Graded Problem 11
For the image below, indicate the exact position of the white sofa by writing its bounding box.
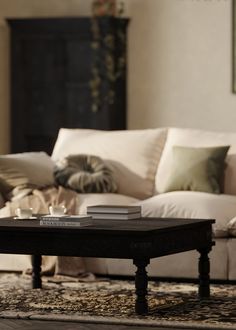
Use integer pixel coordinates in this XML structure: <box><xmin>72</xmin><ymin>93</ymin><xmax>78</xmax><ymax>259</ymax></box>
<box><xmin>0</xmin><ymin>127</ymin><xmax>236</xmax><ymax>281</ymax></box>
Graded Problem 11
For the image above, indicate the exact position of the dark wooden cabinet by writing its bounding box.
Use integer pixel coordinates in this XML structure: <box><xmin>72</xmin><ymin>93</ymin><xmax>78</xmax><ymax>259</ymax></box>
<box><xmin>7</xmin><ymin>17</ymin><xmax>128</xmax><ymax>154</ymax></box>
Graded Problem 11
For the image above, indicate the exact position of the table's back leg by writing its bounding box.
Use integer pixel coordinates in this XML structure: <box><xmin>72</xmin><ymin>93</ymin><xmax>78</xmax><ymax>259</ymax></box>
<box><xmin>133</xmin><ymin>258</ymin><xmax>150</xmax><ymax>315</ymax></box>
<box><xmin>197</xmin><ymin>246</ymin><xmax>212</xmax><ymax>299</ymax></box>
<box><xmin>31</xmin><ymin>255</ymin><xmax>42</xmax><ymax>289</ymax></box>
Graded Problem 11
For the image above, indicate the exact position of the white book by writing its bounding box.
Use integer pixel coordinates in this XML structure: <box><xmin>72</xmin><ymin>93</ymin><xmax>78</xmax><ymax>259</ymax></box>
<box><xmin>87</xmin><ymin>205</ymin><xmax>141</xmax><ymax>214</ymax></box>
<box><xmin>40</xmin><ymin>214</ymin><xmax>92</xmax><ymax>227</ymax></box>
<box><xmin>40</xmin><ymin>215</ymin><xmax>92</xmax><ymax>222</ymax></box>
<box><xmin>40</xmin><ymin>219</ymin><xmax>93</xmax><ymax>227</ymax></box>
<box><xmin>90</xmin><ymin>212</ymin><xmax>141</xmax><ymax>220</ymax></box>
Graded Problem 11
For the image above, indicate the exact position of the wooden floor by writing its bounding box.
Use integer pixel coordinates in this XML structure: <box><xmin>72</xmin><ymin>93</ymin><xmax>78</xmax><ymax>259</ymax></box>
<box><xmin>0</xmin><ymin>319</ymin><xmax>195</xmax><ymax>330</ymax></box>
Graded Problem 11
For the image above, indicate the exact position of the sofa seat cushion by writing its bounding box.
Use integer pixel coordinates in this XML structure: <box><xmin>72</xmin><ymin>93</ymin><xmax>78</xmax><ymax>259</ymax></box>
<box><xmin>76</xmin><ymin>193</ymin><xmax>139</xmax><ymax>215</ymax></box>
<box><xmin>136</xmin><ymin>191</ymin><xmax>236</xmax><ymax>238</ymax></box>
<box><xmin>51</xmin><ymin>128</ymin><xmax>167</xmax><ymax>199</ymax></box>
<box><xmin>228</xmin><ymin>239</ymin><xmax>236</xmax><ymax>280</ymax></box>
<box><xmin>100</xmin><ymin>238</ymin><xmax>228</xmax><ymax>280</ymax></box>
<box><xmin>155</xmin><ymin>127</ymin><xmax>236</xmax><ymax>195</ymax></box>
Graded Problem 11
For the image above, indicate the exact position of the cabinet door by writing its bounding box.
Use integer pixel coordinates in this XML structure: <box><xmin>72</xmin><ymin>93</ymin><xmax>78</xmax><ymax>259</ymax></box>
<box><xmin>11</xmin><ymin>35</ymin><xmax>65</xmax><ymax>154</ymax></box>
<box><xmin>64</xmin><ymin>37</ymin><xmax>93</xmax><ymax>128</ymax></box>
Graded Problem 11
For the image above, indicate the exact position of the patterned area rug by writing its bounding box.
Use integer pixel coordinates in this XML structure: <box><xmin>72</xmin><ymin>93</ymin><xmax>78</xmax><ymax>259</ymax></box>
<box><xmin>0</xmin><ymin>273</ymin><xmax>235</xmax><ymax>329</ymax></box>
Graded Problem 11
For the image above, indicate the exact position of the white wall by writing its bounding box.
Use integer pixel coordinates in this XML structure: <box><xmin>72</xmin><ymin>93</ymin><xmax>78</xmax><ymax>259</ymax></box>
<box><xmin>0</xmin><ymin>0</ymin><xmax>235</xmax><ymax>153</ymax></box>
<box><xmin>127</xmin><ymin>0</ymin><xmax>236</xmax><ymax>131</ymax></box>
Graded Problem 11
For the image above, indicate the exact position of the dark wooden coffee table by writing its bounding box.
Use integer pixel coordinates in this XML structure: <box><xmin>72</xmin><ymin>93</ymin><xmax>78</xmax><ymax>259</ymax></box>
<box><xmin>0</xmin><ymin>217</ymin><xmax>214</xmax><ymax>315</ymax></box>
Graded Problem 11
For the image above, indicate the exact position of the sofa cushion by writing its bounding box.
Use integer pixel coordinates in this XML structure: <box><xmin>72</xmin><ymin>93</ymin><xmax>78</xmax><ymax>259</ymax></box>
<box><xmin>136</xmin><ymin>191</ymin><xmax>236</xmax><ymax>238</ymax></box>
<box><xmin>52</xmin><ymin>128</ymin><xmax>167</xmax><ymax>199</ymax></box>
<box><xmin>228</xmin><ymin>239</ymin><xmax>236</xmax><ymax>280</ymax></box>
<box><xmin>0</xmin><ymin>152</ymin><xmax>55</xmax><ymax>200</ymax></box>
<box><xmin>163</xmin><ymin>145</ymin><xmax>229</xmax><ymax>194</ymax></box>
<box><xmin>155</xmin><ymin>127</ymin><xmax>236</xmax><ymax>195</ymax></box>
<box><xmin>228</xmin><ymin>217</ymin><xmax>236</xmax><ymax>237</ymax></box>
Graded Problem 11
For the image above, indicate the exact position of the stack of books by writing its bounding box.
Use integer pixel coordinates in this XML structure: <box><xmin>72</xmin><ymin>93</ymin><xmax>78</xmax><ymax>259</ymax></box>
<box><xmin>87</xmin><ymin>205</ymin><xmax>142</xmax><ymax>220</ymax></box>
<box><xmin>40</xmin><ymin>215</ymin><xmax>93</xmax><ymax>227</ymax></box>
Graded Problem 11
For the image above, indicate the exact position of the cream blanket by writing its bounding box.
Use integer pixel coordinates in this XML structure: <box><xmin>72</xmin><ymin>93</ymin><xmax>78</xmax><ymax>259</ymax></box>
<box><xmin>0</xmin><ymin>186</ymin><xmax>86</xmax><ymax>277</ymax></box>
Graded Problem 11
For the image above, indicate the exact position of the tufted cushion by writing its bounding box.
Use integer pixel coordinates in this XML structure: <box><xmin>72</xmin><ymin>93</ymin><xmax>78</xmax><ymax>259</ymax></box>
<box><xmin>54</xmin><ymin>154</ymin><xmax>117</xmax><ymax>193</ymax></box>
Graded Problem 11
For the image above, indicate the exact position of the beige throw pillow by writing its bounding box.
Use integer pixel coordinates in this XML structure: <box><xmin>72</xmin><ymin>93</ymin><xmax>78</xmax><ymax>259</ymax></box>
<box><xmin>52</xmin><ymin>128</ymin><xmax>167</xmax><ymax>199</ymax></box>
<box><xmin>0</xmin><ymin>152</ymin><xmax>55</xmax><ymax>200</ymax></box>
<box><xmin>228</xmin><ymin>217</ymin><xmax>236</xmax><ymax>237</ymax></box>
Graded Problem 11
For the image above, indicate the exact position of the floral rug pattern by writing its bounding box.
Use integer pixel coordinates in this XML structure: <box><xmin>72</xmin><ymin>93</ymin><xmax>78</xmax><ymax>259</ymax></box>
<box><xmin>0</xmin><ymin>273</ymin><xmax>235</xmax><ymax>329</ymax></box>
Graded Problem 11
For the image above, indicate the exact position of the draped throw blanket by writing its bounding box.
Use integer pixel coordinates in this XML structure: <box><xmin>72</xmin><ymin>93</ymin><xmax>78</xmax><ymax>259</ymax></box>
<box><xmin>0</xmin><ymin>186</ymin><xmax>86</xmax><ymax>277</ymax></box>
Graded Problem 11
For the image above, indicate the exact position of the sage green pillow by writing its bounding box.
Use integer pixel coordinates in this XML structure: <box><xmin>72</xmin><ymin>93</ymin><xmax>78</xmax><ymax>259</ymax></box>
<box><xmin>164</xmin><ymin>145</ymin><xmax>230</xmax><ymax>194</ymax></box>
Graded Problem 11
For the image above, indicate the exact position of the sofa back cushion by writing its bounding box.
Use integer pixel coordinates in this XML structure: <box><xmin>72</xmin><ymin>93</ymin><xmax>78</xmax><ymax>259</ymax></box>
<box><xmin>155</xmin><ymin>127</ymin><xmax>236</xmax><ymax>195</ymax></box>
<box><xmin>52</xmin><ymin>128</ymin><xmax>167</xmax><ymax>199</ymax></box>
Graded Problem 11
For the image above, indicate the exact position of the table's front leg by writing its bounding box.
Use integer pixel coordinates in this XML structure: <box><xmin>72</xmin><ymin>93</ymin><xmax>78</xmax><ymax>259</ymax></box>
<box><xmin>31</xmin><ymin>255</ymin><xmax>42</xmax><ymax>289</ymax></box>
<box><xmin>197</xmin><ymin>246</ymin><xmax>211</xmax><ymax>299</ymax></box>
<box><xmin>133</xmin><ymin>258</ymin><xmax>150</xmax><ymax>315</ymax></box>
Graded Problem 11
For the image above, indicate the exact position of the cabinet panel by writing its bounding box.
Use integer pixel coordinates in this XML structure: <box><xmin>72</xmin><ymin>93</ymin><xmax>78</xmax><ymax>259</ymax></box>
<box><xmin>8</xmin><ymin>17</ymin><xmax>128</xmax><ymax>155</ymax></box>
<box><xmin>65</xmin><ymin>39</ymin><xmax>93</xmax><ymax>83</ymax></box>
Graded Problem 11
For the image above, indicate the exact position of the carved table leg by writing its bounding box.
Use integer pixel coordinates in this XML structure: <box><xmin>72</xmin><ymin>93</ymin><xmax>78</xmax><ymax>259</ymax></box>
<box><xmin>197</xmin><ymin>247</ymin><xmax>211</xmax><ymax>299</ymax></box>
<box><xmin>31</xmin><ymin>255</ymin><xmax>42</xmax><ymax>289</ymax></box>
<box><xmin>133</xmin><ymin>258</ymin><xmax>150</xmax><ymax>315</ymax></box>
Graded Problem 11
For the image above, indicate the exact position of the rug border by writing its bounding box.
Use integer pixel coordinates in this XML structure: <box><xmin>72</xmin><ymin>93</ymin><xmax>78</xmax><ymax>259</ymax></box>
<box><xmin>1</xmin><ymin>312</ymin><xmax>236</xmax><ymax>330</ymax></box>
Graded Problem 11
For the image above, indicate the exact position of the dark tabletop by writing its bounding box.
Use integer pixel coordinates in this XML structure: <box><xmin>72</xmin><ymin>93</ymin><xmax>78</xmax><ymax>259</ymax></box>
<box><xmin>0</xmin><ymin>217</ymin><xmax>215</xmax><ymax>236</ymax></box>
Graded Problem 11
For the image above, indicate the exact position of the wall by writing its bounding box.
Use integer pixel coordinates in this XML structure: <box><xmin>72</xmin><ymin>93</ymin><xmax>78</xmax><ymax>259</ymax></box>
<box><xmin>127</xmin><ymin>0</ymin><xmax>236</xmax><ymax>131</ymax></box>
<box><xmin>0</xmin><ymin>0</ymin><xmax>235</xmax><ymax>153</ymax></box>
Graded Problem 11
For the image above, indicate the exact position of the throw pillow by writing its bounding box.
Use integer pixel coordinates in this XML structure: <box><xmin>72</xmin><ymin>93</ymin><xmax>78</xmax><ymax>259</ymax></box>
<box><xmin>0</xmin><ymin>152</ymin><xmax>55</xmax><ymax>200</ymax></box>
<box><xmin>163</xmin><ymin>145</ymin><xmax>230</xmax><ymax>194</ymax></box>
<box><xmin>228</xmin><ymin>217</ymin><xmax>236</xmax><ymax>237</ymax></box>
<box><xmin>54</xmin><ymin>154</ymin><xmax>117</xmax><ymax>193</ymax></box>
<box><xmin>155</xmin><ymin>127</ymin><xmax>236</xmax><ymax>195</ymax></box>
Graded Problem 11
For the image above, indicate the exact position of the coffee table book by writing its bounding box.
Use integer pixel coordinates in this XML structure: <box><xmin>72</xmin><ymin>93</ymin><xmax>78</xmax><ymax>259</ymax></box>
<box><xmin>87</xmin><ymin>205</ymin><xmax>141</xmax><ymax>214</ymax></box>
<box><xmin>40</xmin><ymin>215</ymin><xmax>92</xmax><ymax>227</ymax></box>
<box><xmin>90</xmin><ymin>212</ymin><xmax>141</xmax><ymax>220</ymax></box>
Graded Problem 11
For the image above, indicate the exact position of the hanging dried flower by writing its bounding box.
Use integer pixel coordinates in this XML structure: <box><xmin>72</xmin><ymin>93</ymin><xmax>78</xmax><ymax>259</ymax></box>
<box><xmin>90</xmin><ymin>1</ymin><xmax>126</xmax><ymax>112</ymax></box>
<box><xmin>92</xmin><ymin>0</ymin><xmax>117</xmax><ymax>17</ymax></box>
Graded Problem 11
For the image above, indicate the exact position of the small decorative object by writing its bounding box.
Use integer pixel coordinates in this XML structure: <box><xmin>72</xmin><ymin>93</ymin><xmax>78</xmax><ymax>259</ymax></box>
<box><xmin>15</xmin><ymin>207</ymin><xmax>33</xmax><ymax>219</ymax></box>
<box><xmin>92</xmin><ymin>0</ymin><xmax>116</xmax><ymax>17</ymax></box>
<box><xmin>49</xmin><ymin>205</ymin><xmax>67</xmax><ymax>216</ymax></box>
